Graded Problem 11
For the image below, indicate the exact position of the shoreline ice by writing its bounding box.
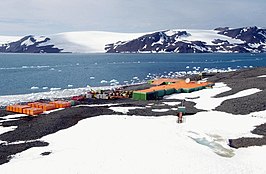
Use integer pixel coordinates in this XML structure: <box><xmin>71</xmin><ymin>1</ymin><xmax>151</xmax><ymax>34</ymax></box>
<box><xmin>0</xmin><ymin>67</ymin><xmax>240</xmax><ymax>107</ymax></box>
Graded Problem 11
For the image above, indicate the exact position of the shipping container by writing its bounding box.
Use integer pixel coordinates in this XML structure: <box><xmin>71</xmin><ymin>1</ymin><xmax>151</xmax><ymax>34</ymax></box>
<box><xmin>132</xmin><ymin>92</ymin><xmax>146</xmax><ymax>100</ymax></box>
<box><xmin>132</xmin><ymin>91</ymin><xmax>157</xmax><ymax>100</ymax></box>
<box><xmin>6</xmin><ymin>105</ymin><xmax>12</xmax><ymax>112</ymax></box>
<box><xmin>156</xmin><ymin>90</ymin><xmax>165</xmax><ymax>97</ymax></box>
<box><xmin>15</xmin><ymin>105</ymin><xmax>31</xmax><ymax>113</ymax></box>
<box><xmin>41</xmin><ymin>104</ymin><xmax>56</xmax><ymax>111</ymax></box>
<box><xmin>133</xmin><ymin>80</ymin><xmax>214</xmax><ymax>100</ymax></box>
<box><xmin>175</xmin><ymin>89</ymin><xmax>182</xmax><ymax>93</ymax></box>
<box><xmin>165</xmin><ymin>88</ymin><xmax>175</xmax><ymax>95</ymax></box>
<box><xmin>49</xmin><ymin>101</ymin><xmax>71</xmax><ymax>108</ymax></box>
<box><xmin>23</xmin><ymin>108</ymin><xmax>43</xmax><ymax>116</ymax></box>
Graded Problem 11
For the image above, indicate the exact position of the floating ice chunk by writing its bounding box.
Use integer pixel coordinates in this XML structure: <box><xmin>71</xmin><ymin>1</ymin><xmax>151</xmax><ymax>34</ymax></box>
<box><xmin>110</xmin><ymin>81</ymin><xmax>119</xmax><ymax>86</ymax></box>
<box><xmin>100</xmin><ymin>80</ymin><xmax>108</xmax><ymax>83</ymax></box>
<box><xmin>42</xmin><ymin>87</ymin><xmax>48</xmax><ymax>90</ymax></box>
<box><xmin>90</xmin><ymin>77</ymin><xmax>95</xmax><ymax>80</ymax></box>
<box><xmin>110</xmin><ymin>79</ymin><xmax>118</xmax><ymax>83</ymax></box>
<box><xmin>68</xmin><ymin>85</ymin><xmax>73</xmax><ymax>88</ymax></box>
<box><xmin>133</xmin><ymin>77</ymin><xmax>139</xmax><ymax>80</ymax></box>
<box><xmin>50</xmin><ymin>88</ymin><xmax>61</xmax><ymax>91</ymax></box>
<box><xmin>76</xmin><ymin>63</ymin><xmax>80</xmax><ymax>66</ymax></box>
<box><xmin>58</xmin><ymin>70</ymin><xmax>62</xmax><ymax>72</ymax></box>
<box><xmin>30</xmin><ymin>86</ymin><xmax>39</xmax><ymax>90</ymax></box>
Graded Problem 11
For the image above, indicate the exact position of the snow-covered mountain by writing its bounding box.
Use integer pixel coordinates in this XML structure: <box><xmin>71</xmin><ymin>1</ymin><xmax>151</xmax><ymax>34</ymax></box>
<box><xmin>0</xmin><ymin>26</ymin><xmax>265</xmax><ymax>53</ymax></box>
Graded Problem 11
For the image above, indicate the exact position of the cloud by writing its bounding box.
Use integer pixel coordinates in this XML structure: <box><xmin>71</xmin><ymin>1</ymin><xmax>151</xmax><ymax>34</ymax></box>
<box><xmin>0</xmin><ymin>0</ymin><xmax>265</xmax><ymax>35</ymax></box>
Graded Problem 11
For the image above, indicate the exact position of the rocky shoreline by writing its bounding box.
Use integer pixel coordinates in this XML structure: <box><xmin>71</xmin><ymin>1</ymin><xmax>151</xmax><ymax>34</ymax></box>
<box><xmin>0</xmin><ymin>67</ymin><xmax>266</xmax><ymax>164</ymax></box>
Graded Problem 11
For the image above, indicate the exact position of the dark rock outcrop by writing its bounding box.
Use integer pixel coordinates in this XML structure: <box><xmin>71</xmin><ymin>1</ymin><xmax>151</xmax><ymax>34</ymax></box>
<box><xmin>0</xmin><ymin>35</ymin><xmax>62</xmax><ymax>53</ymax></box>
<box><xmin>105</xmin><ymin>26</ymin><xmax>266</xmax><ymax>53</ymax></box>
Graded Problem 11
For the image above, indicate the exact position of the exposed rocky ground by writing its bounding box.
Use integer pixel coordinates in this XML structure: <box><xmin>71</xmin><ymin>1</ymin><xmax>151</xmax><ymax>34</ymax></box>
<box><xmin>204</xmin><ymin>67</ymin><xmax>266</xmax><ymax>148</ymax></box>
<box><xmin>105</xmin><ymin>26</ymin><xmax>266</xmax><ymax>53</ymax></box>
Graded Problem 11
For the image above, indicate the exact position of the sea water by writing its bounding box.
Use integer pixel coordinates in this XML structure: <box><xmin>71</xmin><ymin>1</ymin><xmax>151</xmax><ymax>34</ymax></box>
<box><xmin>0</xmin><ymin>53</ymin><xmax>265</xmax><ymax>97</ymax></box>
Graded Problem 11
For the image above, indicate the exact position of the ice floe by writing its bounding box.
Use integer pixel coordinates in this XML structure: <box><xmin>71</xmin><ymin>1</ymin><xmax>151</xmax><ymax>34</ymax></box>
<box><xmin>30</xmin><ymin>86</ymin><xmax>39</xmax><ymax>90</ymax></box>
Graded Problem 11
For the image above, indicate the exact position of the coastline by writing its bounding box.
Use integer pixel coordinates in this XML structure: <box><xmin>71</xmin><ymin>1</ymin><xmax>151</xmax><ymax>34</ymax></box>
<box><xmin>0</xmin><ymin>67</ymin><xmax>266</xmax><ymax>167</ymax></box>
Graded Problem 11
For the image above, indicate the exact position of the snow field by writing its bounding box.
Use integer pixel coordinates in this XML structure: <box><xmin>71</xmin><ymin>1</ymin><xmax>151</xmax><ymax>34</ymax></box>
<box><xmin>0</xmin><ymin>35</ymin><xmax>22</xmax><ymax>44</ymax></box>
<box><xmin>1</xmin><ymin>114</ymin><xmax>266</xmax><ymax>174</ymax></box>
<box><xmin>49</xmin><ymin>31</ymin><xmax>147</xmax><ymax>53</ymax></box>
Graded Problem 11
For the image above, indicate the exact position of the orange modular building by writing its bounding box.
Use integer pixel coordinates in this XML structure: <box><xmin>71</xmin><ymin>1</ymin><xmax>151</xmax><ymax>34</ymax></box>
<box><xmin>133</xmin><ymin>78</ymin><xmax>214</xmax><ymax>100</ymax></box>
<box><xmin>49</xmin><ymin>101</ymin><xmax>71</xmax><ymax>108</ymax></box>
<box><xmin>6</xmin><ymin>100</ymin><xmax>71</xmax><ymax>116</ymax></box>
<box><xmin>28</xmin><ymin>102</ymin><xmax>56</xmax><ymax>111</ymax></box>
<box><xmin>23</xmin><ymin>108</ymin><xmax>44</xmax><ymax>116</ymax></box>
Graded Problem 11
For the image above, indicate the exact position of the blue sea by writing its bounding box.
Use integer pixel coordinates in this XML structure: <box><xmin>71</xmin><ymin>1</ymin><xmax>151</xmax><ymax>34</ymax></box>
<box><xmin>0</xmin><ymin>53</ymin><xmax>266</xmax><ymax>96</ymax></box>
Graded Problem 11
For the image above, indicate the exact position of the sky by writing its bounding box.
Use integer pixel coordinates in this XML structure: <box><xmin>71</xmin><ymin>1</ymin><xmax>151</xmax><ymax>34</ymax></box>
<box><xmin>0</xmin><ymin>0</ymin><xmax>265</xmax><ymax>36</ymax></box>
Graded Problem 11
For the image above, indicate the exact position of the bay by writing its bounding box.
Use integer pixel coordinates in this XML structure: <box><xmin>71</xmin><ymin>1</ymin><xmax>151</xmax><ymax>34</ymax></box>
<box><xmin>0</xmin><ymin>53</ymin><xmax>265</xmax><ymax>96</ymax></box>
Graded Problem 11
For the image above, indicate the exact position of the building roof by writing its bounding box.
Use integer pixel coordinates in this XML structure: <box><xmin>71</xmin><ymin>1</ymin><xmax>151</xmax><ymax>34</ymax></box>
<box><xmin>136</xmin><ymin>80</ymin><xmax>213</xmax><ymax>93</ymax></box>
<box><xmin>151</xmin><ymin>78</ymin><xmax>180</xmax><ymax>85</ymax></box>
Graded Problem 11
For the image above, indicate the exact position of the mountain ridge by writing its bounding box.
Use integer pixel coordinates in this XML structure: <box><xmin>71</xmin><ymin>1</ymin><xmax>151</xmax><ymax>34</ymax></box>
<box><xmin>0</xmin><ymin>26</ymin><xmax>265</xmax><ymax>53</ymax></box>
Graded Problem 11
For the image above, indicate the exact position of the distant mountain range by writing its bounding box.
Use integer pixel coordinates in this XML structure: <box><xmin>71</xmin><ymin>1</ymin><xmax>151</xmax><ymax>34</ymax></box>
<box><xmin>0</xmin><ymin>26</ymin><xmax>265</xmax><ymax>53</ymax></box>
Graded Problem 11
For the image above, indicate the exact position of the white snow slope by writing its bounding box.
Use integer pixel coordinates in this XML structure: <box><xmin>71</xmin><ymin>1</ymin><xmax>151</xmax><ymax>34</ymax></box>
<box><xmin>0</xmin><ymin>83</ymin><xmax>266</xmax><ymax>174</ymax></box>
<box><xmin>0</xmin><ymin>35</ymin><xmax>22</xmax><ymax>45</ymax></box>
<box><xmin>48</xmin><ymin>31</ymin><xmax>147</xmax><ymax>53</ymax></box>
<box><xmin>1</xmin><ymin>29</ymin><xmax>245</xmax><ymax>53</ymax></box>
<box><xmin>47</xmin><ymin>30</ymin><xmax>244</xmax><ymax>53</ymax></box>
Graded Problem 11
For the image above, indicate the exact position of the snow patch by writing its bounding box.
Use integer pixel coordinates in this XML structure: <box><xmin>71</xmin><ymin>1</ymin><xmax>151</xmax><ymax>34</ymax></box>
<box><xmin>152</xmin><ymin>109</ymin><xmax>170</xmax><ymax>112</ymax></box>
<box><xmin>162</xmin><ymin>102</ymin><xmax>181</xmax><ymax>106</ymax></box>
<box><xmin>0</xmin><ymin>126</ymin><xmax>17</xmax><ymax>135</ymax></box>
<box><xmin>165</xmin><ymin>83</ymin><xmax>261</xmax><ymax>111</ymax></box>
<box><xmin>109</xmin><ymin>107</ymin><xmax>144</xmax><ymax>114</ymax></box>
